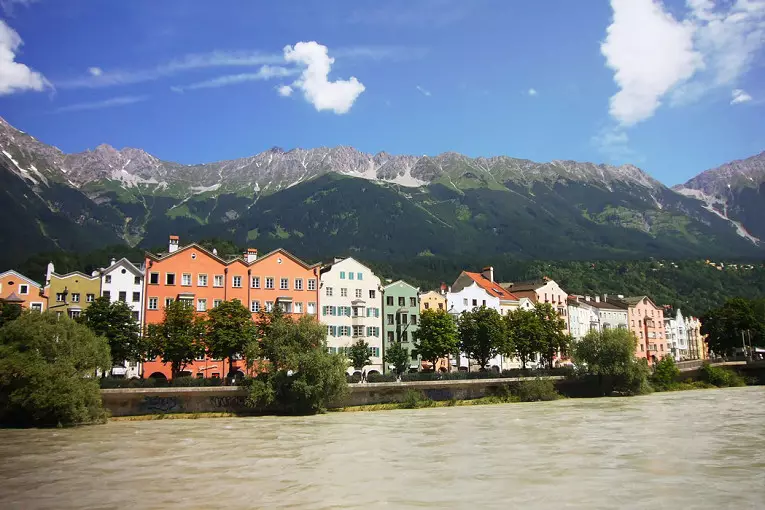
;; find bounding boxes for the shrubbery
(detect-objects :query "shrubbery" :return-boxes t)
[515,378,561,402]
[699,363,746,388]
[651,356,680,391]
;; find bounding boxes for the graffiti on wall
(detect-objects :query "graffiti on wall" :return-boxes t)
[141,396,180,413]
[423,388,453,401]
[208,396,246,410]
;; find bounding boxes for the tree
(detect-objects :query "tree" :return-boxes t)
[206,299,257,381]
[532,303,569,368]
[146,300,205,378]
[78,297,143,369]
[458,306,506,371]
[505,308,543,369]
[701,298,765,356]
[652,355,680,391]
[413,309,459,372]
[347,338,371,373]
[0,312,111,427]
[0,302,22,327]
[384,341,410,379]
[572,328,650,395]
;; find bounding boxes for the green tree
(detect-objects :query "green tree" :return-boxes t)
[533,303,569,368]
[505,308,543,369]
[146,300,205,378]
[206,299,257,381]
[701,298,765,356]
[652,355,680,391]
[0,302,22,327]
[572,328,650,395]
[78,297,143,369]
[0,312,111,427]
[413,309,459,372]
[384,341,410,379]
[347,338,371,373]
[458,306,506,371]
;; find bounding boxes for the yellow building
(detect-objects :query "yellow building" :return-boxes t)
[45,262,101,319]
[420,290,447,312]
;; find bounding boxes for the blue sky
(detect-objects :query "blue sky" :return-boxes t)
[0,0,763,185]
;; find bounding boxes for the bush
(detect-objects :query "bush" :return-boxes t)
[700,364,746,387]
[400,390,434,409]
[367,373,396,383]
[515,378,561,402]
[652,356,680,391]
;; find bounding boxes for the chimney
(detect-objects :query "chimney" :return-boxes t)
[168,235,180,253]
[482,266,494,283]
[595,296,601,303]
[585,295,591,302]
[440,282,448,294]
[46,262,54,285]
[603,294,609,302]
[110,258,116,267]
[245,248,258,263]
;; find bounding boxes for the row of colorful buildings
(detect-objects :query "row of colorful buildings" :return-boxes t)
[0,235,708,379]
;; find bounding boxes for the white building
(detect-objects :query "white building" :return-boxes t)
[664,309,689,361]
[99,258,145,379]
[319,257,383,375]
[590,297,628,330]
[567,295,601,341]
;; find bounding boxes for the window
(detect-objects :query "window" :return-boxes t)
[105,275,112,284]
[327,325,337,337]
[265,277,275,289]
[69,310,81,319]
[148,297,158,310]
[295,278,303,290]
[340,271,346,279]
[149,272,159,285]
[86,293,95,303]
[398,297,405,307]
[232,276,242,288]
[326,287,333,297]
[19,284,29,294]
[250,300,260,313]
[71,293,80,303]
[132,291,140,302]
[118,291,127,302]
[213,299,222,308]
[366,327,380,337]
[295,302,303,314]
[266,301,274,312]
[195,353,206,361]
[165,297,174,308]
[308,279,316,291]
[387,314,394,325]
[280,278,289,290]
[198,274,208,287]
[411,314,417,325]
[387,331,394,342]
[179,297,193,308]
[386,296,394,306]
[197,299,207,312]
[438,303,443,310]
[352,325,364,337]
[134,276,141,285]
[30,303,42,312]
[278,302,292,313]
[410,297,417,308]
[400,313,408,324]
[166,273,176,285]
[213,275,224,287]
[349,272,354,280]
[424,302,430,309]
[402,331,409,342]
[463,298,468,306]
[472,299,477,307]
[102,290,111,300]
[368,347,379,357]
[341,288,348,297]
[355,289,362,298]
[482,300,486,306]
[357,273,363,280]
[307,302,316,314]
[369,290,376,299]
[182,273,192,286]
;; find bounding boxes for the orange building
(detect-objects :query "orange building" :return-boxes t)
[141,236,320,380]
[0,270,46,311]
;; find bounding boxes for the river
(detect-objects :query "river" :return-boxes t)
[0,387,763,509]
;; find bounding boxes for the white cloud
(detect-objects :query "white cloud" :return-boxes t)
[277,84,293,97]
[88,67,103,77]
[591,125,635,162]
[602,0,765,125]
[52,95,148,113]
[170,65,296,92]
[528,88,538,96]
[730,88,753,104]
[416,85,431,96]
[601,0,702,126]
[0,20,49,96]
[282,41,365,114]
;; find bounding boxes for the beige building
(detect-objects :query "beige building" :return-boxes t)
[45,263,101,319]
[420,290,447,312]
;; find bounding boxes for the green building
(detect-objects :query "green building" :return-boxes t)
[382,280,420,373]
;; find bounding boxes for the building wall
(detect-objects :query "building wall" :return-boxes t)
[101,261,144,325]
[320,258,383,374]
[512,280,570,332]
[0,271,45,311]
[447,283,503,371]
[420,291,446,312]
[626,298,666,363]
[382,281,420,372]
[246,250,320,318]
[46,273,101,318]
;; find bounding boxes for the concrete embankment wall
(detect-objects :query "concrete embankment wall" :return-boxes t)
[102,377,567,417]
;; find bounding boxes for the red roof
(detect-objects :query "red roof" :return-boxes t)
[463,272,519,300]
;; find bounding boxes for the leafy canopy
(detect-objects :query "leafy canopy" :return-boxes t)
[458,306,506,370]
[146,300,206,377]
[347,338,371,371]
[78,296,143,365]
[206,299,257,375]
[413,308,458,371]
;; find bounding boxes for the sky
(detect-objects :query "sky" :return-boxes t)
[0,0,763,186]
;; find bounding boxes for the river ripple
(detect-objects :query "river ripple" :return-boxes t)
[0,387,763,509]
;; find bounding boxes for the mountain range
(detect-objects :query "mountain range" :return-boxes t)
[0,115,763,271]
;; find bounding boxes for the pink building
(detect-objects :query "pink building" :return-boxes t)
[613,296,666,364]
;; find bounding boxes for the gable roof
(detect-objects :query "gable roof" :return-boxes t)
[461,272,519,300]
[319,256,374,276]
[254,248,321,270]
[590,300,626,311]
[50,271,100,281]
[383,280,419,292]
[146,243,320,270]
[501,279,549,293]
[0,270,43,289]
[100,258,144,277]
[146,243,234,265]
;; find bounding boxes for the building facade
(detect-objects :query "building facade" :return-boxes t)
[420,290,447,312]
[45,263,101,319]
[615,296,667,363]
[141,236,320,379]
[0,270,46,311]
[503,278,570,332]
[319,257,383,375]
[382,280,420,373]
[664,309,689,361]
[567,295,601,341]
